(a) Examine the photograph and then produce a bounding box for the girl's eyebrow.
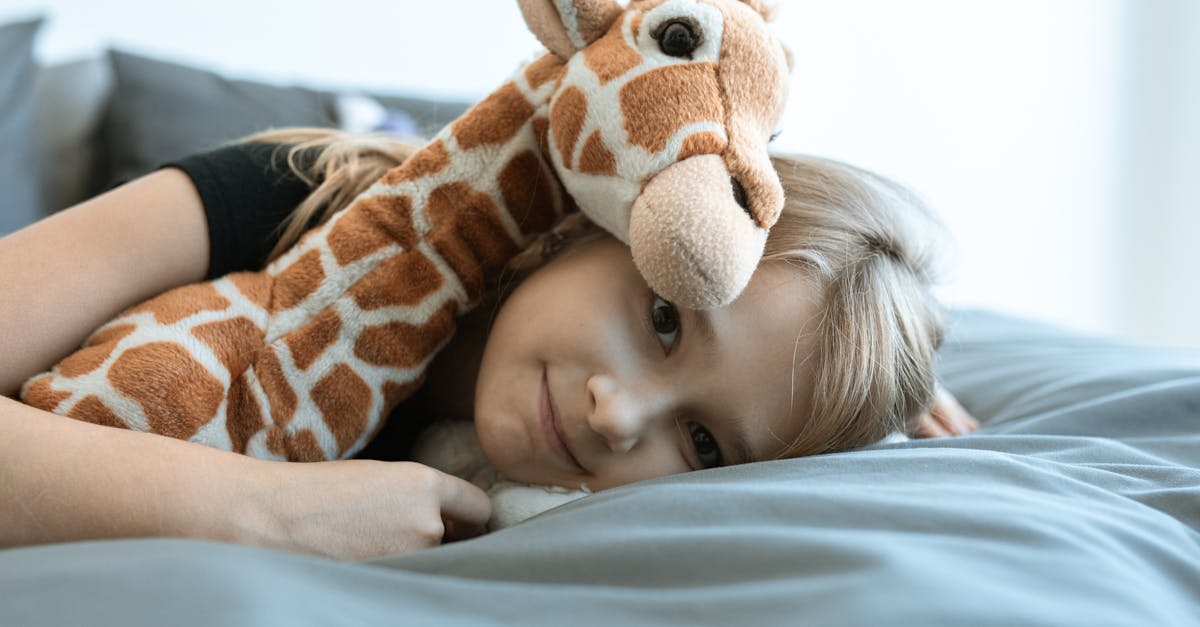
[682,307,721,361]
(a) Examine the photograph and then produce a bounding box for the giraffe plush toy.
[22,0,791,462]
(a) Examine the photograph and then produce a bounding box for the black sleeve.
[162,142,319,280]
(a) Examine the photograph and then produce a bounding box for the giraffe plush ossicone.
[21,0,791,462]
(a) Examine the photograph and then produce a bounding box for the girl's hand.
[240,459,492,561]
[916,385,980,438]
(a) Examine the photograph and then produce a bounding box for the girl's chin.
[474,431,568,487]
[473,415,526,474]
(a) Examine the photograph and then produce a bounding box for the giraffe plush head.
[518,0,790,309]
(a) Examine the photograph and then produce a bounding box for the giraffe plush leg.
[21,272,273,449]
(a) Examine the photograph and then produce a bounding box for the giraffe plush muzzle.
[629,154,768,309]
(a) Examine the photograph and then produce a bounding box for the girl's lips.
[540,369,584,473]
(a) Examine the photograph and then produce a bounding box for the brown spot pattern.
[579,131,617,175]
[228,372,266,454]
[271,250,325,313]
[425,182,520,301]
[717,0,789,125]
[523,53,564,89]
[326,194,417,266]
[355,301,457,369]
[381,140,450,185]
[312,364,372,457]
[228,272,271,309]
[266,427,286,458]
[68,395,127,430]
[129,283,231,326]
[88,323,138,348]
[498,150,559,236]
[621,62,723,154]
[584,26,642,84]
[191,317,264,376]
[254,347,298,428]
[348,250,443,311]
[551,86,588,168]
[283,309,343,371]
[267,427,326,462]
[21,375,71,412]
[57,323,137,378]
[451,82,535,151]
[677,130,728,161]
[108,342,224,440]
[287,429,326,462]
[56,347,111,380]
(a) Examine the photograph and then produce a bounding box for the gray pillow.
[99,49,337,188]
[97,50,475,193]
[360,92,471,139]
[33,56,114,213]
[0,17,44,235]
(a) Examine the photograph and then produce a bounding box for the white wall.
[4,1,544,98]
[3,0,1196,346]
[773,1,1124,342]
[1117,0,1200,348]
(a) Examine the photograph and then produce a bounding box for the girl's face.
[473,235,820,491]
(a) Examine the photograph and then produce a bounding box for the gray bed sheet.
[3,309,1198,626]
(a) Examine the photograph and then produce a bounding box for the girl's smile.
[539,368,584,474]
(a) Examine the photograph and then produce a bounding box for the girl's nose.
[586,374,653,454]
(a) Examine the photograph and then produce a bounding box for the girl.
[0,131,974,559]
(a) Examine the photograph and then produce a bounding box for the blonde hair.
[765,155,946,456]
[244,129,945,457]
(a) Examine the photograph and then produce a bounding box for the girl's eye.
[650,296,681,353]
[687,421,724,469]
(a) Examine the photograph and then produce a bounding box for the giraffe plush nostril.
[731,177,751,216]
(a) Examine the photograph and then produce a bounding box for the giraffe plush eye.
[656,19,701,58]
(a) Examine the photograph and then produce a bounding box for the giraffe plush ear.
[517,0,624,60]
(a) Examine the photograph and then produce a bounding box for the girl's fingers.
[433,471,492,540]
[916,386,981,438]
[935,391,979,435]
[917,412,951,438]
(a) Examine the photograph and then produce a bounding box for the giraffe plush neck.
[21,0,790,461]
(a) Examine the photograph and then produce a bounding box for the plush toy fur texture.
[21,0,790,464]
[411,419,590,531]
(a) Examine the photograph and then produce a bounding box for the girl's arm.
[0,395,491,559]
[0,170,490,558]
[0,169,210,397]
